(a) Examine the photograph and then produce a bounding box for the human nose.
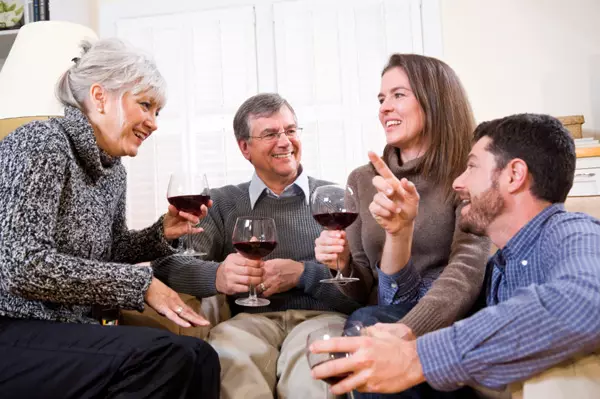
[379,96,393,114]
[452,170,467,192]
[145,114,158,132]
[275,131,293,145]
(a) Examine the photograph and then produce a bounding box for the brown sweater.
[343,146,490,336]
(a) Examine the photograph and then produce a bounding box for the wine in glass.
[306,321,364,399]
[167,172,210,257]
[232,216,278,307]
[311,184,360,283]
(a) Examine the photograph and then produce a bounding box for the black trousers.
[0,317,220,399]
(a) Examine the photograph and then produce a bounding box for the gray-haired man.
[153,93,361,398]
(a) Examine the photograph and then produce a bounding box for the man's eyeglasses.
[249,127,303,142]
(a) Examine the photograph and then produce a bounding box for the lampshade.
[0,21,98,121]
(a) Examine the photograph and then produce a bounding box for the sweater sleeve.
[334,169,376,304]
[400,203,491,336]
[0,146,152,311]
[111,189,178,264]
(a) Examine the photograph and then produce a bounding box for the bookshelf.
[0,0,96,72]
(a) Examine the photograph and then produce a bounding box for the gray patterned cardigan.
[0,106,176,324]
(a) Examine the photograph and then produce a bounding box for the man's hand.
[314,230,350,271]
[309,328,425,394]
[215,253,263,295]
[368,152,419,236]
[260,258,304,297]
[368,323,416,341]
[145,277,210,328]
[163,202,212,241]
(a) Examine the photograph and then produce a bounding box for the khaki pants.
[510,351,600,399]
[207,310,347,399]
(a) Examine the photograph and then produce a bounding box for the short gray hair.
[233,93,297,141]
[56,38,167,111]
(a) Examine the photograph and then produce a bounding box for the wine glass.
[311,184,360,283]
[167,172,210,257]
[306,321,364,399]
[232,216,278,307]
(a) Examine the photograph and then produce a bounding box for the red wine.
[167,194,210,217]
[312,359,351,385]
[233,241,278,260]
[313,212,358,230]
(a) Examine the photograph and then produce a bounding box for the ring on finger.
[175,306,184,315]
[259,282,267,293]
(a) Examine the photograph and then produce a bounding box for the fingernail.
[387,189,393,195]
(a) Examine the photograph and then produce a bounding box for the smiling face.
[378,67,427,159]
[453,136,506,236]
[238,105,301,190]
[93,89,160,157]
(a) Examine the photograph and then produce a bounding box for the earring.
[97,107,104,114]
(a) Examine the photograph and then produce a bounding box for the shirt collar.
[248,169,310,209]
[501,203,565,261]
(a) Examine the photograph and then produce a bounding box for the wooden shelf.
[576,147,600,158]
[0,30,19,37]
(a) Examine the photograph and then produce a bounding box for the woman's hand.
[144,277,210,328]
[315,230,350,272]
[163,201,212,241]
[368,152,419,235]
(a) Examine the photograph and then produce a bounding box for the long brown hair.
[382,54,475,199]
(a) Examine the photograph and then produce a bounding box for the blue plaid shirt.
[417,203,600,390]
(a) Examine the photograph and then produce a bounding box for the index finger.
[310,336,366,354]
[368,151,395,179]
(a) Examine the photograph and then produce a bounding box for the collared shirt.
[417,203,600,390]
[377,259,440,305]
[248,169,310,209]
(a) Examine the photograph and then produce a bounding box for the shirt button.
[521,260,528,266]
[391,283,398,289]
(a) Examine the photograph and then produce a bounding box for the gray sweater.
[0,106,175,324]
[152,179,362,316]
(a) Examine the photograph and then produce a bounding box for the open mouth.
[134,131,147,141]
[386,120,402,128]
[272,151,294,159]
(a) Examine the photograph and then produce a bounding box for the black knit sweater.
[0,106,176,324]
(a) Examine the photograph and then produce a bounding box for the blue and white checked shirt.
[417,203,600,390]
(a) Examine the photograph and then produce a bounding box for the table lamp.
[0,21,98,140]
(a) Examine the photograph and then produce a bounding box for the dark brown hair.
[474,113,576,203]
[382,54,475,198]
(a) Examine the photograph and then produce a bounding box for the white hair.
[56,38,167,113]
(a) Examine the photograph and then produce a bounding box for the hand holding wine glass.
[306,321,365,399]
[311,184,359,284]
[232,216,278,307]
[167,172,211,256]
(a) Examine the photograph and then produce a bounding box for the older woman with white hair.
[0,38,220,398]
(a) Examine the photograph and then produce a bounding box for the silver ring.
[259,283,266,293]
[175,306,184,315]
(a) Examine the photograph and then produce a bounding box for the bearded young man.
[309,113,600,398]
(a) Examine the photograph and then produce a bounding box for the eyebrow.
[377,86,412,98]
[467,154,478,162]
[261,124,297,133]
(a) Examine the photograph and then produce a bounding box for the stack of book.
[574,137,600,148]
[25,0,50,24]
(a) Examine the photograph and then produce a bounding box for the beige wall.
[440,0,600,138]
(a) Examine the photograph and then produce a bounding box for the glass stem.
[186,222,193,251]
[335,254,343,279]
[248,283,257,301]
